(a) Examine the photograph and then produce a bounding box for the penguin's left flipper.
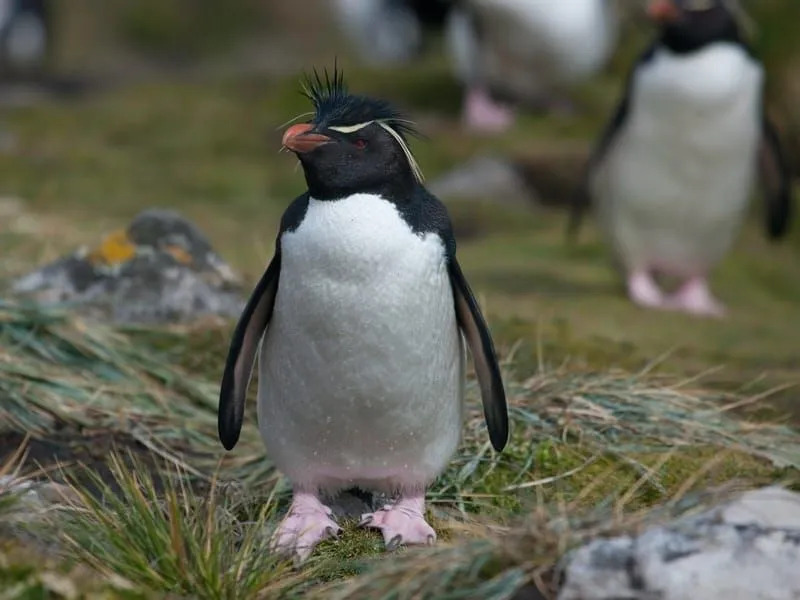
[218,252,281,451]
[449,258,508,452]
[567,45,657,240]
[567,82,631,240]
[758,114,793,240]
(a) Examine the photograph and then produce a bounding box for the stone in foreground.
[558,486,800,600]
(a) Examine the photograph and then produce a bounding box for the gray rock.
[428,155,539,208]
[12,208,245,324]
[558,487,800,600]
[0,475,77,523]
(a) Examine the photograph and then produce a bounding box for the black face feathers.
[300,68,418,140]
[658,0,744,53]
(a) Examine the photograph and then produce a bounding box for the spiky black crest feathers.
[300,67,418,140]
[298,66,424,181]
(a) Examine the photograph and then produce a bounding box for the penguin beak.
[647,0,681,23]
[282,123,332,153]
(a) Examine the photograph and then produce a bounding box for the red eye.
[354,139,367,149]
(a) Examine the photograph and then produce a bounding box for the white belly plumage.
[257,194,464,494]
[592,43,763,276]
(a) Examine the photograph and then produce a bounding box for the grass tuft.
[56,452,302,599]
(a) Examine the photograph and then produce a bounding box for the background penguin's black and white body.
[218,71,507,561]
[333,0,452,66]
[573,0,793,316]
[445,0,619,132]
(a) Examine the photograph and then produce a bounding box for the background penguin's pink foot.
[360,494,436,550]
[463,87,515,133]
[271,492,341,562]
[627,270,669,310]
[668,277,726,318]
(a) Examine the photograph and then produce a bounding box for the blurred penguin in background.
[445,0,620,133]
[571,0,793,317]
[0,0,50,80]
[332,0,452,66]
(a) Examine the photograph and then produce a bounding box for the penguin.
[333,0,453,66]
[445,0,619,132]
[571,0,793,317]
[0,0,50,79]
[218,69,508,561]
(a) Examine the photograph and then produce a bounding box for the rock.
[427,150,590,209]
[558,487,800,600]
[428,155,539,208]
[0,475,78,523]
[12,208,245,324]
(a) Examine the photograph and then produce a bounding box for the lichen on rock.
[12,208,245,324]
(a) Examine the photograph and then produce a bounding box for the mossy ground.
[1,3,799,597]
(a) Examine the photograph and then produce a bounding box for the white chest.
[277,194,450,332]
[630,44,763,156]
[472,0,616,79]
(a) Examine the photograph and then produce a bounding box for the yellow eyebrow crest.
[329,122,374,133]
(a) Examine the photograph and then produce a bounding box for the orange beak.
[647,0,681,23]
[282,123,332,153]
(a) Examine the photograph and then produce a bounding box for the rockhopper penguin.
[571,0,793,316]
[218,70,508,561]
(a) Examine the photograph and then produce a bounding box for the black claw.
[386,534,403,551]
[325,526,342,539]
[358,515,373,527]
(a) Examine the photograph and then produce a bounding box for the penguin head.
[647,0,742,53]
[281,68,422,201]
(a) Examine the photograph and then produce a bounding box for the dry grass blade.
[0,300,269,483]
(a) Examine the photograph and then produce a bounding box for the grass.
[58,454,302,600]
[0,300,797,597]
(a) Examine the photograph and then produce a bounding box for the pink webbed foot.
[463,86,516,133]
[627,270,669,310]
[668,277,726,318]
[271,492,341,562]
[360,494,436,551]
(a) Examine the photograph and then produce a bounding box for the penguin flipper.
[218,253,281,451]
[568,91,630,240]
[759,114,793,240]
[448,258,508,452]
[568,44,657,240]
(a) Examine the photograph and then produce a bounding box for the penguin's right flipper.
[758,114,793,240]
[218,252,281,450]
[218,194,309,451]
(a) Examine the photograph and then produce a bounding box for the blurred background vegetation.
[0,2,796,416]
[3,0,794,403]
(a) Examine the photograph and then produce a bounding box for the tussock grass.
[0,299,274,485]
[55,453,304,599]
[0,441,29,518]
[1,301,798,597]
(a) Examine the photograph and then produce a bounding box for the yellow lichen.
[87,230,137,266]
[164,245,193,265]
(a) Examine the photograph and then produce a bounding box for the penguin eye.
[354,139,368,150]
